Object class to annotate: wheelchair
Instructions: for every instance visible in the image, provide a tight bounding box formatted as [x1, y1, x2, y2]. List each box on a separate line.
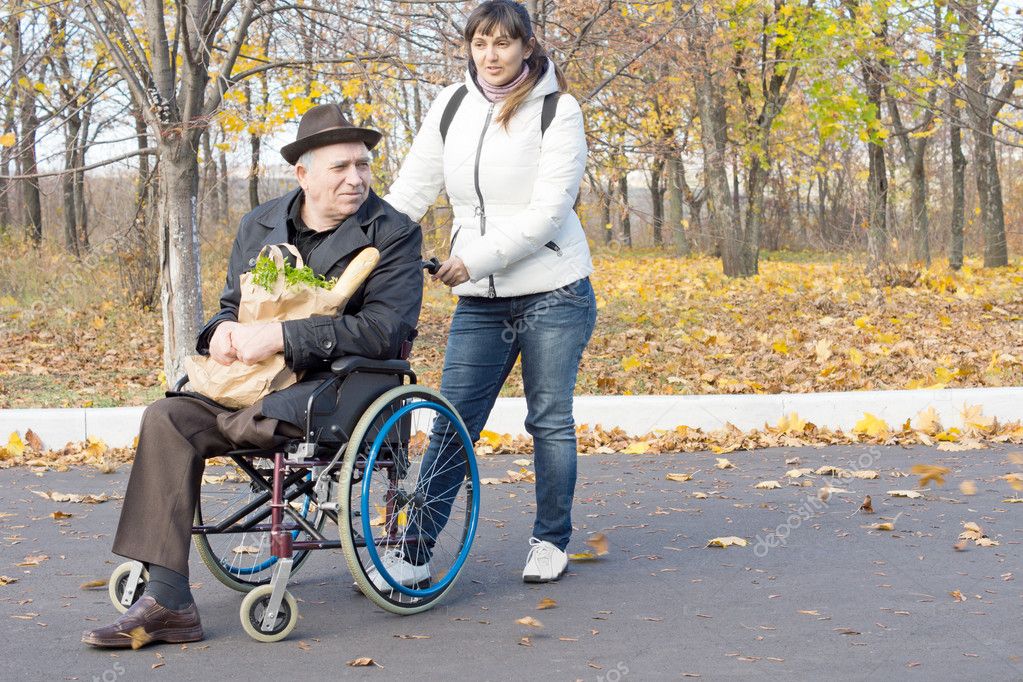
[108, 272, 481, 642]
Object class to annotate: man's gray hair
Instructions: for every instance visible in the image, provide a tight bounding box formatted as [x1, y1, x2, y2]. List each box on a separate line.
[297, 148, 317, 170]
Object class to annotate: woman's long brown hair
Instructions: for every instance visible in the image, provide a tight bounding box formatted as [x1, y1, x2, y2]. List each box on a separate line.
[464, 0, 568, 129]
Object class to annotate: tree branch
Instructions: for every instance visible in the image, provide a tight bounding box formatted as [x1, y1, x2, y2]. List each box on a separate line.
[0, 147, 156, 179]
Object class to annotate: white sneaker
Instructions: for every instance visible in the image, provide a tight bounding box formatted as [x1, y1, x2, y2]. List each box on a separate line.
[364, 548, 431, 592]
[522, 537, 568, 583]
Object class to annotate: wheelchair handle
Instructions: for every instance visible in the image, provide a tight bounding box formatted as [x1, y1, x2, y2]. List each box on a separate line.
[422, 257, 441, 275]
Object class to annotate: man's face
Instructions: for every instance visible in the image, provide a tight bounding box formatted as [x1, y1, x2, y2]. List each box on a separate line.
[296, 141, 372, 224]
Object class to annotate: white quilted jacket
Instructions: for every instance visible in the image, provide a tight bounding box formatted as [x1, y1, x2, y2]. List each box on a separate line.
[384, 60, 593, 298]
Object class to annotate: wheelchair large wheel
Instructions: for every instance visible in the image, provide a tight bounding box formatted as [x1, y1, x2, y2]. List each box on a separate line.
[194, 459, 330, 592]
[339, 385, 480, 615]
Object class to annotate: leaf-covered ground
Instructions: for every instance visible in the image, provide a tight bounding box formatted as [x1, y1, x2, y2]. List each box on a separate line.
[1, 233, 1021, 409]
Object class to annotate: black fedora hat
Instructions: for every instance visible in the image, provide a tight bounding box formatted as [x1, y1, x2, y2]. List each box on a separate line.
[280, 103, 382, 165]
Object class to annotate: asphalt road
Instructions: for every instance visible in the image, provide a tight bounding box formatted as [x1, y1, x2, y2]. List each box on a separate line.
[1, 444, 1020, 681]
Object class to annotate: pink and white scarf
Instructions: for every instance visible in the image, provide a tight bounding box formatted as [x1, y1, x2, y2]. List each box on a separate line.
[477, 63, 530, 102]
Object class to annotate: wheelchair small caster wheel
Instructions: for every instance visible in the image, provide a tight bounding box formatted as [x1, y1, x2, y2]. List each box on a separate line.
[240, 584, 299, 643]
[108, 561, 149, 613]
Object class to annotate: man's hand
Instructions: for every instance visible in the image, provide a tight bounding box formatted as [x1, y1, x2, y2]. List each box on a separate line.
[230, 322, 285, 365]
[209, 321, 239, 365]
[433, 256, 470, 287]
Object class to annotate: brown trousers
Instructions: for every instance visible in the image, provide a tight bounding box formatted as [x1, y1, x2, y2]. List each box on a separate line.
[111, 395, 302, 576]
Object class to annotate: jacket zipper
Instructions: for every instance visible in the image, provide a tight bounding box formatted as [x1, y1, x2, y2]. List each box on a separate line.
[544, 241, 563, 256]
[474, 103, 497, 298]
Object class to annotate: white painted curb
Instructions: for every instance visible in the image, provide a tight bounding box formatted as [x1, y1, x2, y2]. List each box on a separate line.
[1, 387, 1020, 449]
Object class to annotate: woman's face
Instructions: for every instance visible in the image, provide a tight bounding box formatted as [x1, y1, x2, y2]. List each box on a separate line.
[471, 29, 533, 86]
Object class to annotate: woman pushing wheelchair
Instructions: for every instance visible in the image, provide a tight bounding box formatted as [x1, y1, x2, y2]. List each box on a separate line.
[382, 0, 596, 586]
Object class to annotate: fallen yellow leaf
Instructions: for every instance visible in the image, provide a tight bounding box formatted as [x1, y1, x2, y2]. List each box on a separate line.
[775, 412, 807, 434]
[346, 658, 379, 667]
[961, 404, 995, 434]
[888, 489, 925, 499]
[623, 441, 650, 455]
[4, 432, 25, 458]
[853, 413, 890, 439]
[911, 464, 949, 487]
[706, 536, 747, 548]
[913, 407, 942, 435]
[568, 551, 597, 561]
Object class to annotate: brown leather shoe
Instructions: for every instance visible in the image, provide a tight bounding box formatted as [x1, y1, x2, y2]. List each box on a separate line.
[82, 595, 203, 649]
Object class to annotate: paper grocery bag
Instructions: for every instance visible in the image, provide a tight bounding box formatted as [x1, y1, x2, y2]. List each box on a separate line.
[184, 244, 380, 409]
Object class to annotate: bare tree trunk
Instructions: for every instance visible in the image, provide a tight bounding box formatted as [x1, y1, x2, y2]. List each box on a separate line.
[649, 156, 665, 247]
[679, 165, 704, 251]
[75, 103, 91, 251]
[696, 66, 739, 272]
[949, 94, 966, 270]
[2, 9, 21, 234]
[61, 164, 79, 255]
[907, 147, 929, 263]
[17, 87, 42, 245]
[618, 170, 632, 248]
[665, 154, 689, 255]
[158, 143, 204, 381]
[602, 174, 613, 245]
[135, 110, 151, 211]
[741, 161, 767, 274]
[978, 134, 1007, 266]
[61, 140, 80, 255]
[199, 129, 212, 227]
[249, 131, 261, 210]
[863, 71, 889, 268]
[218, 139, 229, 224]
[960, 0, 1011, 267]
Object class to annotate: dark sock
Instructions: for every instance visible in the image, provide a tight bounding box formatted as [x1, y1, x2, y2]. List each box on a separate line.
[146, 564, 194, 610]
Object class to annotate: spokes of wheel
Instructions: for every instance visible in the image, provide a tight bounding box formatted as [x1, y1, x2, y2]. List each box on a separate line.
[340, 386, 479, 615]
[194, 460, 326, 591]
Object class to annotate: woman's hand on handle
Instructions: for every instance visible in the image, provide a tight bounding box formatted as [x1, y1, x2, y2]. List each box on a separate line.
[433, 256, 470, 287]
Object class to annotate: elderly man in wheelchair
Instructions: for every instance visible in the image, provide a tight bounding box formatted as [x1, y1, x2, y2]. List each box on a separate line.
[84, 104, 480, 648]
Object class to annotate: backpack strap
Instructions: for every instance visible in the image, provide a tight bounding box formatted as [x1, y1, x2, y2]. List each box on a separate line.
[439, 85, 468, 144]
[540, 91, 562, 137]
[440, 86, 561, 143]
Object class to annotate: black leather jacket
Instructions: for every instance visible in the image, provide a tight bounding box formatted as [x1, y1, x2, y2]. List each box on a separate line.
[193, 188, 423, 428]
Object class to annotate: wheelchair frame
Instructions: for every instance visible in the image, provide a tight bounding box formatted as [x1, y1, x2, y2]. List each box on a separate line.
[110, 352, 480, 642]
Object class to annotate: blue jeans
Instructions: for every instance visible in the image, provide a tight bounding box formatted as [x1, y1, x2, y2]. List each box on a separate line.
[416, 277, 597, 556]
